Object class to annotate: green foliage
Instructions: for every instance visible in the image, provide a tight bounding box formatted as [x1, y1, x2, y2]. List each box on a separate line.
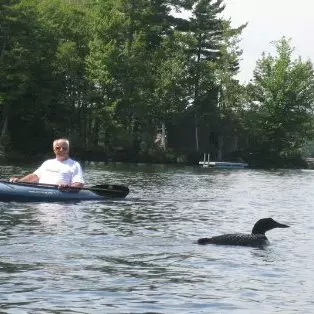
[246, 37, 314, 161]
[0, 0, 248, 164]
[151, 31, 190, 122]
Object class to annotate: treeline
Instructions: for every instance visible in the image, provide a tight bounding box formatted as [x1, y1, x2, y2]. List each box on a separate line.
[1, 0, 314, 167]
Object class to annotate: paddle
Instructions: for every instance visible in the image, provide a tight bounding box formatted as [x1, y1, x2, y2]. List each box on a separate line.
[2, 180, 129, 198]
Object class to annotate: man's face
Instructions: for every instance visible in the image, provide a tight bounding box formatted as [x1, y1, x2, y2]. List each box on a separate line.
[53, 141, 69, 160]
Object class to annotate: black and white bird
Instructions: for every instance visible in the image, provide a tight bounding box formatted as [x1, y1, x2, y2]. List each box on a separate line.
[197, 218, 289, 247]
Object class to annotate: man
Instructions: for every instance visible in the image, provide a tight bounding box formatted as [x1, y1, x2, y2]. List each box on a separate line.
[10, 138, 84, 188]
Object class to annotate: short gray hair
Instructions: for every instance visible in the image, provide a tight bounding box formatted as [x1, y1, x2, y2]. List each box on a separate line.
[53, 138, 70, 148]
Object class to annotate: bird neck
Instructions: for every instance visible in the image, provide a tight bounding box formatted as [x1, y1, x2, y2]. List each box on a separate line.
[252, 226, 266, 235]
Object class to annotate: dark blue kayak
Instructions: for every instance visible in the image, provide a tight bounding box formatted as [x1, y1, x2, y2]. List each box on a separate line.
[0, 181, 129, 202]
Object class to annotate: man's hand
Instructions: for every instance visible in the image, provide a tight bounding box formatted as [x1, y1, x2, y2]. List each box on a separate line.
[58, 184, 79, 193]
[58, 184, 69, 190]
[9, 177, 19, 183]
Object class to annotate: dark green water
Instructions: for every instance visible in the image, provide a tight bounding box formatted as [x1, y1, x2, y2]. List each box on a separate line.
[0, 163, 313, 313]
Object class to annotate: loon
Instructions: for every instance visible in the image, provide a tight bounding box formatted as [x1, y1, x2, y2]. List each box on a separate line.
[197, 218, 289, 247]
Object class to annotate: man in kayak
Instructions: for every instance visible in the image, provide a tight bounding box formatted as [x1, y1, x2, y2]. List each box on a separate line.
[9, 138, 84, 189]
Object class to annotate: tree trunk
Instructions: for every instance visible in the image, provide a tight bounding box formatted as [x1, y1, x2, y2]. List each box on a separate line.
[0, 107, 9, 158]
[195, 124, 199, 152]
[160, 122, 166, 150]
[217, 134, 223, 161]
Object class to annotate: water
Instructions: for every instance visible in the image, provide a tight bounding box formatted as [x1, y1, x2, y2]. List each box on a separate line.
[0, 164, 314, 313]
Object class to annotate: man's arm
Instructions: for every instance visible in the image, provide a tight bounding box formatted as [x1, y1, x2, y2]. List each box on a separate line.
[71, 182, 84, 188]
[10, 173, 39, 183]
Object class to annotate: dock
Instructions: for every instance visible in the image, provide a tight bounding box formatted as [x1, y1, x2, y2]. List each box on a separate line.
[199, 153, 248, 169]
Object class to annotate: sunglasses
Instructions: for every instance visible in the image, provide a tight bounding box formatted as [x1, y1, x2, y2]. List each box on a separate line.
[54, 146, 68, 151]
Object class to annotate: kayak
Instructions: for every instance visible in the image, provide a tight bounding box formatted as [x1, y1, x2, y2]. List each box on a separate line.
[0, 181, 129, 203]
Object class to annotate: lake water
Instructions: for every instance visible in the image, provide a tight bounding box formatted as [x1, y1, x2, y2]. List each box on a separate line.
[0, 163, 313, 313]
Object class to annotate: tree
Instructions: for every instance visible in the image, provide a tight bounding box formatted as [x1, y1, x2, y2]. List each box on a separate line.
[212, 20, 246, 160]
[246, 37, 314, 164]
[0, 0, 58, 155]
[85, 0, 193, 156]
[37, 0, 92, 145]
[186, 0, 225, 151]
[150, 31, 191, 150]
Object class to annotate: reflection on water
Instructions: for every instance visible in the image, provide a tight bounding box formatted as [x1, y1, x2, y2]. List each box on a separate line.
[0, 164, 314, 313]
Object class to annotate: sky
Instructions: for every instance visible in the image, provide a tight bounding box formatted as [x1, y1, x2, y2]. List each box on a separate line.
[223, 0, 314, 83]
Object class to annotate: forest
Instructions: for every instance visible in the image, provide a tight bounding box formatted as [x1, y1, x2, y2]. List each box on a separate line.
[1, 0, 314, 167]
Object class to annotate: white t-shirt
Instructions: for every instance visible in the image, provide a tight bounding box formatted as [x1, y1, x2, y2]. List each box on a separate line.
[33, 158, 85, 185]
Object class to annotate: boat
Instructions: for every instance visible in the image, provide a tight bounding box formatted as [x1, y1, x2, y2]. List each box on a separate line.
[0, 180, 129, 203]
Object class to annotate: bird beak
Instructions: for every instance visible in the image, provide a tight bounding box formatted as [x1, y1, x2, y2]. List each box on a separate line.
[276, 222, 289, 228]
